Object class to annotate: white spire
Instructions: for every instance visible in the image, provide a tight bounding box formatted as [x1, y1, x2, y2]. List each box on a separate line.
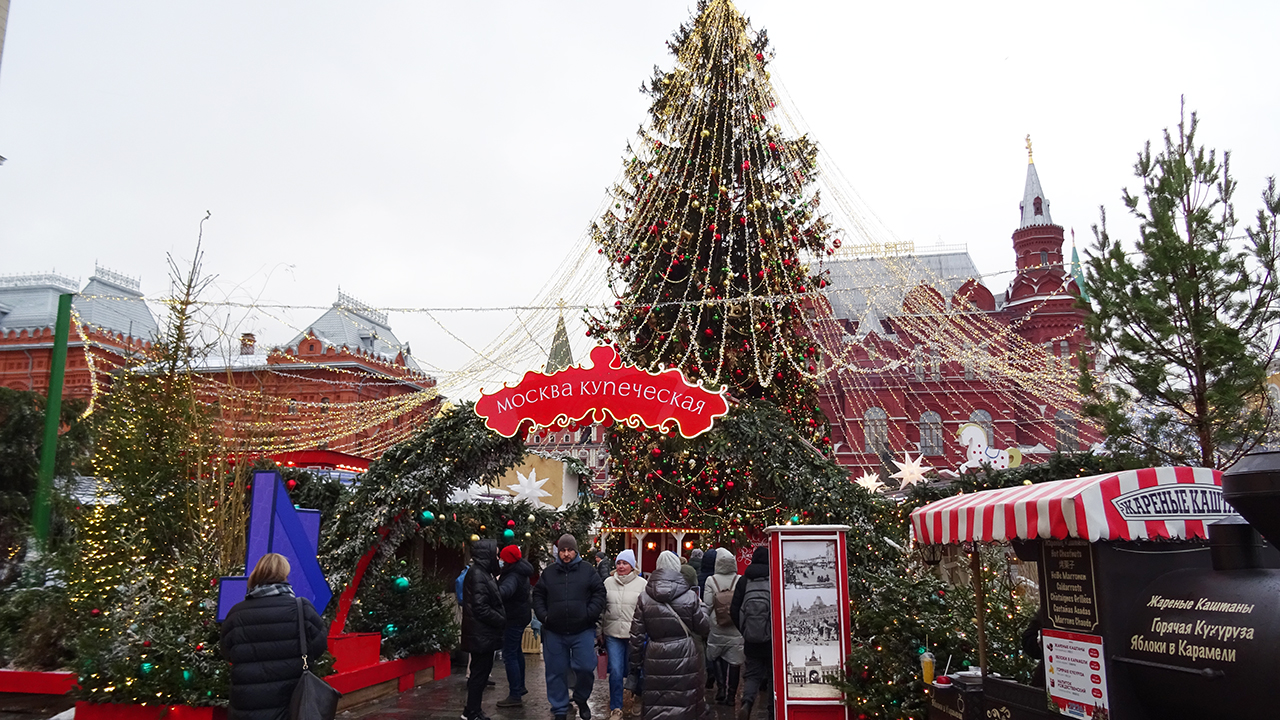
[1018, 160, 1053, 228]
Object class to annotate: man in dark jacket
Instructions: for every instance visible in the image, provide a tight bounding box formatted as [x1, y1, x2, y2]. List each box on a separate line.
[496, 544, 534, 708]
[532, 534, 607, 720]
[221, 553, 328, 720]
[462, 540, 506, 720]
[731, 546, 772, 720]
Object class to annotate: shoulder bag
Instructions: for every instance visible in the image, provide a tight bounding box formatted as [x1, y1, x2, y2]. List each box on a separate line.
[289, 597, 342, 720]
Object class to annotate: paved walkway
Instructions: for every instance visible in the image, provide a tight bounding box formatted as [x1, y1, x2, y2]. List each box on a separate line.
[344, 654, 754, 720]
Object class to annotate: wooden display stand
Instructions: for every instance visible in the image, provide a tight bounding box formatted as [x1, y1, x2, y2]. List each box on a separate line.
[766, 525, 851, 720]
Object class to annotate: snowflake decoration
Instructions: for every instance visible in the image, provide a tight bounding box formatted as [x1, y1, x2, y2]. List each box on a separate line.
[855, 471, 885, 493]
[506, 468, 552, 507]
[890, 452, 933, 489]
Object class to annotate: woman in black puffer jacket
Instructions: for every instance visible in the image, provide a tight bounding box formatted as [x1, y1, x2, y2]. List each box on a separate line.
[462, 539, 506, 720]
[220, 553, 328, 720]
[628, 551, 711, 720]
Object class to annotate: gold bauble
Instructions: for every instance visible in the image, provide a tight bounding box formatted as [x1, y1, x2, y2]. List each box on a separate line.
[700, 129, 710, 139]
[528, 514, 536, 522]
[470, 534, 480, 542]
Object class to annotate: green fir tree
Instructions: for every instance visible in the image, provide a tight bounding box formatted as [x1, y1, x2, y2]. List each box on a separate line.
[1082, 100, 1280, 468]
[588, 0, 841, 541]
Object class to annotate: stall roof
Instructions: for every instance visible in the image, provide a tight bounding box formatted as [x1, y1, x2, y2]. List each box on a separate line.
[910, 466, 1232, 545]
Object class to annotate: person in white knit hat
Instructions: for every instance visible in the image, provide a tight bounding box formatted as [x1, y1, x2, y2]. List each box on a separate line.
[601, 549, 647, 719]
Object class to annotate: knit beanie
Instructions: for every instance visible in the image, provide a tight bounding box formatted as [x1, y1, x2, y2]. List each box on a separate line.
[615, 549, 637, 568]
[656, 550, 681, 573]
[557, 534, 579, 553]
[689, 548, 704, 565]
[500, 545, 522, 564]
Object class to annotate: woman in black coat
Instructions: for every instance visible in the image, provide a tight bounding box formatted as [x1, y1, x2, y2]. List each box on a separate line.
[628, 551, 711, 720]
[462, 539, 506, 720]
[220, 553, 328, 720]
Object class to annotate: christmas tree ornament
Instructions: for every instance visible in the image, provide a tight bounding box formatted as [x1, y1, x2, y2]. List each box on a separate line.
[393, 576, 410, 592]
[503, 529, 515, 539]
[419, 510, 436, 525]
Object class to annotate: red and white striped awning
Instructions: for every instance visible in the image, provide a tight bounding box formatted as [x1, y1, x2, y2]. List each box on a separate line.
[910, 466, 1232, 545]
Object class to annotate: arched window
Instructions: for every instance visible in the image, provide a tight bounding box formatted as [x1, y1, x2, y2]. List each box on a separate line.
[914, 347, 926, 381]
[1033, 196, 1043, 216]
[1055, 410, 1079, 452]
[864, 407, 888, 454]
[919, 411, 943, 456]
[968, 410, 994, 445]
[1040, 251, 1049, 266]
[930, 347, 942, 381]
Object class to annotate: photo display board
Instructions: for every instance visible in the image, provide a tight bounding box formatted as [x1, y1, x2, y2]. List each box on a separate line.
[769, 525, 851, 720]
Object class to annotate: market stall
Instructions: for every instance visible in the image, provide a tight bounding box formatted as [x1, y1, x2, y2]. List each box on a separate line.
[908, 462, 1280, 720]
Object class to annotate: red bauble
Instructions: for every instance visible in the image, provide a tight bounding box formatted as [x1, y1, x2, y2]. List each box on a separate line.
[143, 641, 152, 648]
[741, 161, 750, 170]
[90, 608, 101, 617]
[507, 519, 516, 528]
[286, 479, 297, 491]
[705, 328, 714, 336]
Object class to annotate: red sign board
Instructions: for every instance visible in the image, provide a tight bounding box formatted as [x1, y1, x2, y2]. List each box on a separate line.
[475, 345, 729, 438]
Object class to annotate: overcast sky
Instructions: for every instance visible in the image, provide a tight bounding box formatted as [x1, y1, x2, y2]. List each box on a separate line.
[2, 2, 1277, 392]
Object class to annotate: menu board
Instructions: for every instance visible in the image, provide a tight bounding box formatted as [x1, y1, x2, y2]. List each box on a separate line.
[1042, 538, 1099, 632]
[1043, 629, 1109, 719]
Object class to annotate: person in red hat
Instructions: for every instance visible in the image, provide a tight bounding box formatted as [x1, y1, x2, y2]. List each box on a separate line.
[496, 544, 535, 708]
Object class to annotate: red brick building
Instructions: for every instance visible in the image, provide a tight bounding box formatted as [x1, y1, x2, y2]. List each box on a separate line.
[0, 268, 157, 399]
[0, 272, 436, 461]
[814, 159, 1099, 475]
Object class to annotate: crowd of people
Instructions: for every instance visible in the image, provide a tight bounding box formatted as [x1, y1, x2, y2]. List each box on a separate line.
[216, 540, 775, 720]
[461, 536, 776, 720]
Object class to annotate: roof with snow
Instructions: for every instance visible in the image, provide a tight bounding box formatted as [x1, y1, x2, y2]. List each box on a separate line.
[820, 247, 991, 337]
[0, 267, 158, 340]
[286, 290, 419, 370]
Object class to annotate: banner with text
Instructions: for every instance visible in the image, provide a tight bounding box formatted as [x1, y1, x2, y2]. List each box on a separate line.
[475, 344, 730, 438]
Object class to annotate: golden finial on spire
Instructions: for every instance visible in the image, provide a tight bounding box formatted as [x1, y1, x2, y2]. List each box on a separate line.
[1025, 134, 1034, 164]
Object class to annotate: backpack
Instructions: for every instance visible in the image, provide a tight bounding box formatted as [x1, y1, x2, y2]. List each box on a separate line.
[709, 576, 738, 627]
[455, 566, 469, 604]
[738, 577, 771, 644]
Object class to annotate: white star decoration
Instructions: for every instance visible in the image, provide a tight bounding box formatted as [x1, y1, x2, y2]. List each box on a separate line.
[506, 468, 552, 507]
[855, 471, 885, 493]
[891, 452, 933, 488]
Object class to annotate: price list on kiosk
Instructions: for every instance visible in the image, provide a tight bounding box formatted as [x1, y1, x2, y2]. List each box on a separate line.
[1043, 629, 1110, 719]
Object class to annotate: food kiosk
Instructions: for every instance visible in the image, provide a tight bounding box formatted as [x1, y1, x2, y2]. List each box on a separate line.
[908, 458, 1280, 720]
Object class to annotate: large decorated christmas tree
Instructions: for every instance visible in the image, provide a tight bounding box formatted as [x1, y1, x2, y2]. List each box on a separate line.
[589, 0, 842, 541]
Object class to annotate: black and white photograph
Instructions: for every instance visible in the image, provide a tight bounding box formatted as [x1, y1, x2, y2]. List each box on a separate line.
[782, 537, 844, 699]
[782, 539, 838, 589]
[782, 587, 843, 699]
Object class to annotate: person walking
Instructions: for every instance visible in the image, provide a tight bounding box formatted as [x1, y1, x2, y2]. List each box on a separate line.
[628, 551, 710, 720]
[220, 553, 328, 720]
[703, 550, 744, 706]
[533, 534, 608, 720]
[601, 549, 647, 720]
[731, 546, 772, 720]
[461, 539, 506, 720]
[597, 551, 614, 582]
[697, 549, 718, 692]
[679, 554, 698, 589]
[496, 544, 534, 708]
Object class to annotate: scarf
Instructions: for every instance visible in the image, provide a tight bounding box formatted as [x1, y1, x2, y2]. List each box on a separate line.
[247, 582, 295, 599]
[615, 569, 640, 585]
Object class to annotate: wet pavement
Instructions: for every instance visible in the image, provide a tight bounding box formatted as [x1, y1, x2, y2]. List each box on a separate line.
[344, 653, 757, 720]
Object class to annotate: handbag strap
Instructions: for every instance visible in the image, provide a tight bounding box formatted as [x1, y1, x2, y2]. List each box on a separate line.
[295, 596, 310, 670]
[661, 599, 693, 638]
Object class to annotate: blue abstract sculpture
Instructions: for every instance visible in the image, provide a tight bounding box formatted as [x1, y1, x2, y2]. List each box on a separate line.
[216, 470, 332, 621]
